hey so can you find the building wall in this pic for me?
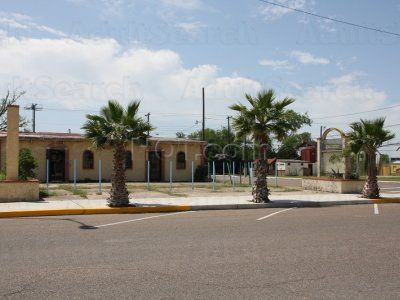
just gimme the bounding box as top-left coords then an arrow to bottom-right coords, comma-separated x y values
300,148 -> 316,163
321,152 -> 345,175
0,139 -> 204,182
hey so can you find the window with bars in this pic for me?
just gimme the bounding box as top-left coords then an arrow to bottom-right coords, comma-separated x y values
83,150 -> 94,169
176,151 -> 186,170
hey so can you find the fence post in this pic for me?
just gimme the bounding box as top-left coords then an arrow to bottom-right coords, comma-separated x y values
222,161 -> 225,183
169,160 -> 173,192
147,160 -> 150,190
232,161 -> 236,191
248,162 -> 251,185
73,159 -> 77,190
191,161 -> 194,191
239,161 -> 242,185
46,159 -> 49,193
98,160 -> 102,194
212,161 -> 216,191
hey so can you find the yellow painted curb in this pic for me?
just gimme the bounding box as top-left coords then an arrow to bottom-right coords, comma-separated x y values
372,198 -> 400,204
0,205 -> 192,218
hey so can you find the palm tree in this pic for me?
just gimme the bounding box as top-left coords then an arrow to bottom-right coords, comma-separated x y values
348,118 -> 395,199
82,100 -> 153,207
230,89 -> 311,203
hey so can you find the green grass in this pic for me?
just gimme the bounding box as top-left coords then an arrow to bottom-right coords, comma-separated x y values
59,185 -> 88,199
39,188 -> 55,198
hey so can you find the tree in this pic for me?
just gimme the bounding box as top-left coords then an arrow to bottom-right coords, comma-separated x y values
348,118 -> 395,199
19,148 -> 38,180
0,90 -> 29,131
82,100 -> 153,207
276,132 -> 312,159
188,127 -> 236,160
230,89 -> 311,203
176,132 -> 186,138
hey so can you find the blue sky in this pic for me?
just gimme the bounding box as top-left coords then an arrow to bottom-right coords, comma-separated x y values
0,0 -> 399,155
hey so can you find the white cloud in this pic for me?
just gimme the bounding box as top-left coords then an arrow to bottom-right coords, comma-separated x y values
259,59 -> 293,70
0,12 -> 67,37
260,0 -> 308,21
175,21 -> 207,36
294,73 -> 388,127
0,34 -> 261,123
291,50 -> 330,65
162,0 -> 203,10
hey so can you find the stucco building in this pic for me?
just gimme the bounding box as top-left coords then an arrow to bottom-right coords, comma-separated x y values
0,132 -> 205,183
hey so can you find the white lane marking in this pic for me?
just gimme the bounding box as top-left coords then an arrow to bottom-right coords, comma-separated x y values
380,187 -> 400,190
374,204 -> 379,215
257,208 -> 295,221
95,211 -> 195,228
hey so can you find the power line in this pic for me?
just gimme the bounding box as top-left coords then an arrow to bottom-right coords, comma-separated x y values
258,0 -> 400,38
312,104 -> 400,120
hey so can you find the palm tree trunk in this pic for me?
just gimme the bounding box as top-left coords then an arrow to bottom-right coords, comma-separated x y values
362,151 -> 380,199
252,141 -> 270,203
108,142 -> 130,207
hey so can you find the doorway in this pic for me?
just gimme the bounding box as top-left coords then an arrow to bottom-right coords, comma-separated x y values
148,151 -> 162,181
47,149 -> 66,182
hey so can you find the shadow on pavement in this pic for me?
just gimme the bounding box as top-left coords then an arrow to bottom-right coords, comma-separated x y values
20,217 -> 98,230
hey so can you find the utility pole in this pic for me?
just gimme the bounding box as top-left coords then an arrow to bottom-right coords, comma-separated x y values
202,87 -> 205,141
145,113 -> 151,136
227,116 -> 232,144
24,103 -> 42,133
320,125 -> 326,138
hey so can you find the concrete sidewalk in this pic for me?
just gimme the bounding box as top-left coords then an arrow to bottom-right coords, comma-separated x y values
0,192 -> 399,218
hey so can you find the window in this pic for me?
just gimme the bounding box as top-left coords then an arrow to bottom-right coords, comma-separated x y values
125,151 -> 133,169
176,151 -> 186,170
83,150 -> 94,169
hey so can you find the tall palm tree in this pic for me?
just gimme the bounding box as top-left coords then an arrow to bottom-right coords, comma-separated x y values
348,118 -> 395,199
82,100 -> 153,207
230,89 -> 311,203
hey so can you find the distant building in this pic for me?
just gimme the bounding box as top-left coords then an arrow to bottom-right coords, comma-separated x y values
276,159 -> 316,177
299,141 -> 317,163
0,132 -> 206,183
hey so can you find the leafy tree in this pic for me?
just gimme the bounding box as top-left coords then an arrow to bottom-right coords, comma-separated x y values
230,89 -> 311,203
276,132 -> 312,159
348,118 -> 395,199
82,100 -> 153,207
19,148 -> 38,180
176,132 -> 186,138
0,90 -> 29,131
188,127 -> 236,160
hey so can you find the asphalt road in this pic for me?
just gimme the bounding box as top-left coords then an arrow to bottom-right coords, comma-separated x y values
1,205 -> 400,299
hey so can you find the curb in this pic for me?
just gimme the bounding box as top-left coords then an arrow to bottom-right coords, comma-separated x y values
0,205 -> 191,218
1,198 -> 399,218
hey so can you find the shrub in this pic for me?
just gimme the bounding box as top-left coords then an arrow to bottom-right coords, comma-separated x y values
19,148 -> 38,180
0,171 -> 5,181
194,165 -> 209,182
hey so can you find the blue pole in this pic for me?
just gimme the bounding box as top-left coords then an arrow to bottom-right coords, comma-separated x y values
46,159 -> 49,193
232,161 -> 236,191
99,160 -> 102,194
212,161 -> 216,191
169,160 -> 172,192
147,160 -> 150,190
73,159 -> 77,190
191,161 -> 194,191
222,161 -> 225,183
